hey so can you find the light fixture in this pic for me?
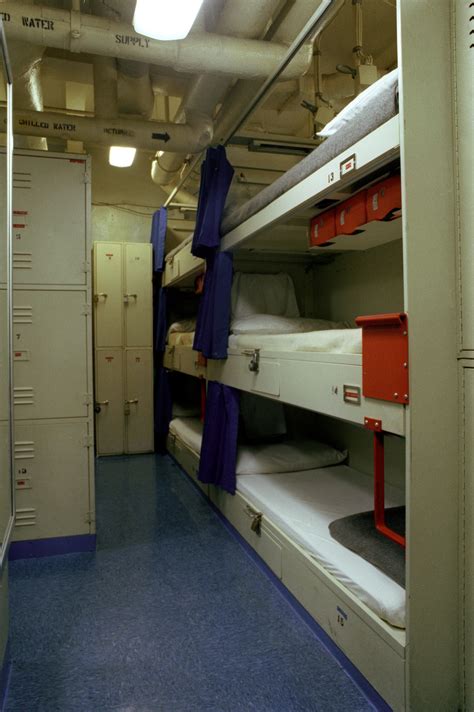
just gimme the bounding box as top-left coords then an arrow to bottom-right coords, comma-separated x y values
133,0 -> 204,41
108,146 -> 137,168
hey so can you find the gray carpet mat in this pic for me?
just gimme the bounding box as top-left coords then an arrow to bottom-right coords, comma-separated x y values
329,506 -> 405,588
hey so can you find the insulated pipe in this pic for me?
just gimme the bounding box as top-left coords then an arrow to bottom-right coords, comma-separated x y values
4,109 -> 213,153
151,0 -> 281,187
7,40 -> 47,150
0,3 -> 312,80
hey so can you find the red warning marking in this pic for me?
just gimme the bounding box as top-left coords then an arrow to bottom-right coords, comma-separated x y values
69,159 -> 86,164
13,210 -> 28,215
14,352 -> 22,357
13,224 -> 26,229
105,356 -> 114,362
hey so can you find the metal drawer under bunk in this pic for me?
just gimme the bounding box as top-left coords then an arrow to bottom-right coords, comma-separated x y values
168,425 -> 406,712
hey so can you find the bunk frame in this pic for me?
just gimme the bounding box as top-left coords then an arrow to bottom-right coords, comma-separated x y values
163,4 -> 461,709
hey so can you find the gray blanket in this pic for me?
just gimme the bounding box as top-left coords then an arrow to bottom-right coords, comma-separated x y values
221,74 -> 399,235
329,506 -> 405,588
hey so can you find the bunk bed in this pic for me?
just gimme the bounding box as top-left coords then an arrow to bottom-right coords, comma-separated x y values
168,415 -> 406,709
162,69 -> 408,710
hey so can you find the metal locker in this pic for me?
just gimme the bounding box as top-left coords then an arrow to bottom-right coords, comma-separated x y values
0,153 -> 89,286
124,348 -> 154,454
0,422 -> 10,540
12,419 -> 92,541
123,243 -> 153,347
0,290 -> 7,421
13,290 -> 90,420
93,242 -> 123,347
94,348 -> 125,456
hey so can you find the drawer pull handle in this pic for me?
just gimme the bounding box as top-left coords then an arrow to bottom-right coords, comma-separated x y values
245,505 -> 263,534
241,348 -> 260,373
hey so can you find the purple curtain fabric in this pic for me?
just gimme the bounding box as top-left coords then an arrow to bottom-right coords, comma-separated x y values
154,366 -> 172,452
154,287 -> 167,353
198,381 -> 240,494
193,251 -> 233,359
191,146 -> 234,259
150,207 -> 167,272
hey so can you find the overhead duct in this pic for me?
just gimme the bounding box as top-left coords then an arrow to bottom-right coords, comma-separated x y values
5,109 -> 213,154
151,0 -> 281,188
1,3 -> 312,81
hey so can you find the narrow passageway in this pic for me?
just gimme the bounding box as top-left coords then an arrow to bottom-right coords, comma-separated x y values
6,456 -> 374,711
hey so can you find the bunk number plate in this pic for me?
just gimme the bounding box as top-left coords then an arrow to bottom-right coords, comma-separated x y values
340,154 -> 356,178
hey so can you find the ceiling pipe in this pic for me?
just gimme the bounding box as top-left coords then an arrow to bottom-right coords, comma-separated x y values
162,0 -> 340,209
4,108 -> 213,154
150,0 -> 281,189
7,40 -> 47,150
1,3 -> 312,81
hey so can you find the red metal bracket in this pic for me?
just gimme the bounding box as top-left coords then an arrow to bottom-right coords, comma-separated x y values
364,417 -> 406,548
355,313 -> 409,404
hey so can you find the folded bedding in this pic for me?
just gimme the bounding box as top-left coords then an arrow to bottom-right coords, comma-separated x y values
167,332 -> 195,347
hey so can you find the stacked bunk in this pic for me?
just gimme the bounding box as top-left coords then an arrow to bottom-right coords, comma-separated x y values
160,69 -> 407,710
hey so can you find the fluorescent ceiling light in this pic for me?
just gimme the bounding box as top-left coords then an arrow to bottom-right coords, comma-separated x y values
133,0 -> 204,41
109,146 -> 137,167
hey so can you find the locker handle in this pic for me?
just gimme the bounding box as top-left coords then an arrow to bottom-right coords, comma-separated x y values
123,293 -> 137,303
94,292 -> 108,302
125,398 -> 139,404
96,400 -> 109,406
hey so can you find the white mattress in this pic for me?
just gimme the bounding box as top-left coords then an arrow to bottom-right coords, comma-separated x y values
168,328 -> 361,354
238,466 -> 405,628
169,417 -> 203,455
228,328 -> 362,354
169,418 -> 405,628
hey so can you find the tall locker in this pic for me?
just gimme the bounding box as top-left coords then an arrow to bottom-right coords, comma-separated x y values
93,242 -> 153,455
0,149 -> 95,545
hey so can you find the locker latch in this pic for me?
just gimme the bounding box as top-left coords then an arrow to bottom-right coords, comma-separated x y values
245,505 -> 263,535
94,399 -> 109,414
242,348 -> 260,373
94,292 -> 108,303
124,398 -> 138,416
123,293 -> 138,303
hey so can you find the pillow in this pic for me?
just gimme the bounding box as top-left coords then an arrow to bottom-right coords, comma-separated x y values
231,272 -> 300,320
317,68 -> 399,138
236,439 -> 347,476
231,314 -> 349,335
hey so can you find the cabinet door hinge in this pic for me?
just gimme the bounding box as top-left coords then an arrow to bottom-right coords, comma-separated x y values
82,434 -> 94,448
83,172 -> 91,184
82,304 -> 92,316
83,393 -> 93,406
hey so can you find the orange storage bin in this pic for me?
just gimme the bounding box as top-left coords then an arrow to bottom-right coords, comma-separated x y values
366,175 -> 402,222
335,191 -> 368,235
309,208 -> 336,246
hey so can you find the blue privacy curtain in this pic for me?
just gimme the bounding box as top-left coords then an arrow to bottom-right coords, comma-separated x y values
191,145 -> 234,359
198,381 -> 240,494
191,146 -> 234,259
154,287 -> 167,354
193,251 -> 233,359
154,365 -> 172,452
150,207 -> 167,273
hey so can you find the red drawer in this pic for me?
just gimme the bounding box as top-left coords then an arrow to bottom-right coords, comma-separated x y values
335,191 -> 368,235
367,175 -> 402,222
309,208 -> 336,246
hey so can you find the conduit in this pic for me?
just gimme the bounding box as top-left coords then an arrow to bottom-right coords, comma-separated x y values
0,3 -> 312,81
3,109 -> 213,154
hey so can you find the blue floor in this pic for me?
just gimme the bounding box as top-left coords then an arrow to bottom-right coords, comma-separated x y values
6,454 -> 378,712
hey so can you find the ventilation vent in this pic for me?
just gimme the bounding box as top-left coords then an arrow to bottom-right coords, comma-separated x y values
15,507 -> 36,527
15,440 -> 35,460
14,386 -> 34,406
13,171 -> 32,190
13,305 -> 33,324
13,252 -> 32,270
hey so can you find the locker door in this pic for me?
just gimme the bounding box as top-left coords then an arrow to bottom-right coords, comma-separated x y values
0,290 -> 7,420
95,348 -> 124,455
13,419 -> 91,541
11,154 -> 88,286
124,348 -> 153,454
124,243 -> 152,347
93,242 -> 123,347
13,290 -> 89,420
